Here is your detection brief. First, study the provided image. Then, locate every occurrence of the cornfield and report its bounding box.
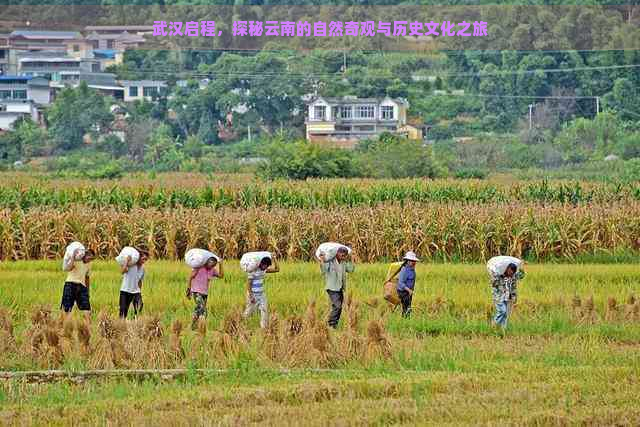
[1,176,640,210]
[2,202,640,262]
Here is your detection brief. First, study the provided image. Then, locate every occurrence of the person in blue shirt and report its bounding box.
[396,251,420,318]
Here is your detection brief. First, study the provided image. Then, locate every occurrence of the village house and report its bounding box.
[0,75,51,105]
[0,99,40,131]
[0,34,9,75]
[84,25,154,36]
[305,96,424,148]
[120,80,168,102]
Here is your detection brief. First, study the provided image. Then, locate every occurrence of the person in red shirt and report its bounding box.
[187,257,224,330]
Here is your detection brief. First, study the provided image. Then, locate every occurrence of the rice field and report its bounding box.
[1,261,640,425]
[2,172,640,425]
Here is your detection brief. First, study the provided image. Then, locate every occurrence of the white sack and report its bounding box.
[62,241,85,271]
[116,246,140,268]
[487,256,523,277]
[240,251,272,273]
[315,242,352,262]
[185,248,220,269]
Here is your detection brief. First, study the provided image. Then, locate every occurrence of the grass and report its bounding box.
[2,261,640,425]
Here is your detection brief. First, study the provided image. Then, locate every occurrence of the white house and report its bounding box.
[120,80,168,102]
[0,100,39,131]
[305,96,422,147]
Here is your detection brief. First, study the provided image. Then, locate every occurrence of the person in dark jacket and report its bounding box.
[396,251,420,318]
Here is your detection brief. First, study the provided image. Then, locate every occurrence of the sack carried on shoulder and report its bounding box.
[383,281,401,306]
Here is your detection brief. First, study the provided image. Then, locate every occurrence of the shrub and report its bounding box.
[454,168,488,179]
[258,140,360,180]
[357,134,446,179]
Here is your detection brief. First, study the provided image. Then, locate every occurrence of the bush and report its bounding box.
[616,133,640,160]
[621,158,640,182]
[44,151,129,179]
[454,168,488,179]
[95,134,127,158]
[358,134,447,179]
[258,140,360,180]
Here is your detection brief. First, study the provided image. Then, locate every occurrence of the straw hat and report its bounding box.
[403,251,420,262]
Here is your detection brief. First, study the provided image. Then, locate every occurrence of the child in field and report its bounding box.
[61,248,96,321]
[119,250,148,319]
[488,259,525,330]
[187,257,224,330]
[243,257,279,329]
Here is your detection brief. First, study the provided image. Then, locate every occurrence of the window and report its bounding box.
[0,50,5,59]
[73,44,80,52]
[340,106,352,119]
[381,106,394,120]
[13,90,27,100]
[355,105,374,119]
[107,40,115,49]
[129,86,138,97]
[335,125,351,132]
[91,63,100,73]
[356,125,374,131]
[143,86,158,97]
[0,90,11,99]
[313,105,326,121]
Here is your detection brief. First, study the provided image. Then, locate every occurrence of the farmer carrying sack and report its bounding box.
[383,261,404,306]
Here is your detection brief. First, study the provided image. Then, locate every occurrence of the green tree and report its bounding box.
[11,117,49,158]
[47,82,113,152]
[258,139,360,180]
[144,123,184,171]
[603,78,640,121]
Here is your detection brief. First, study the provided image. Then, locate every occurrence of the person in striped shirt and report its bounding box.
[490,263,525,330]
[243,256,279,329]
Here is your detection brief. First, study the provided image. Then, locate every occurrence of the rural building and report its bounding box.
[120,80,168,102]
[50,72,125,100]
[8,30,83,52]
[18,50,100,79]
[84,25,154,36]
[0,34,9,74]
[305,96,423,148]
[0,75,51,105]
[85,31,145,51]
[0,100,39,131]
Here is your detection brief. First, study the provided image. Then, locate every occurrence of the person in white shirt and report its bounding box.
[242,256,279,329]
[119,250,148,319]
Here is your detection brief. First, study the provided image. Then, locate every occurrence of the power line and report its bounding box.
[106,62,640,79]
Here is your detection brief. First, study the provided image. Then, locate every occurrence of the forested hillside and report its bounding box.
[0,2,639,180]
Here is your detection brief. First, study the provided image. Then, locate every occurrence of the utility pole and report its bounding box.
[342,51,347,74]
[528,104,533,130]
[596,97,600,115]
[247,125,251,142]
